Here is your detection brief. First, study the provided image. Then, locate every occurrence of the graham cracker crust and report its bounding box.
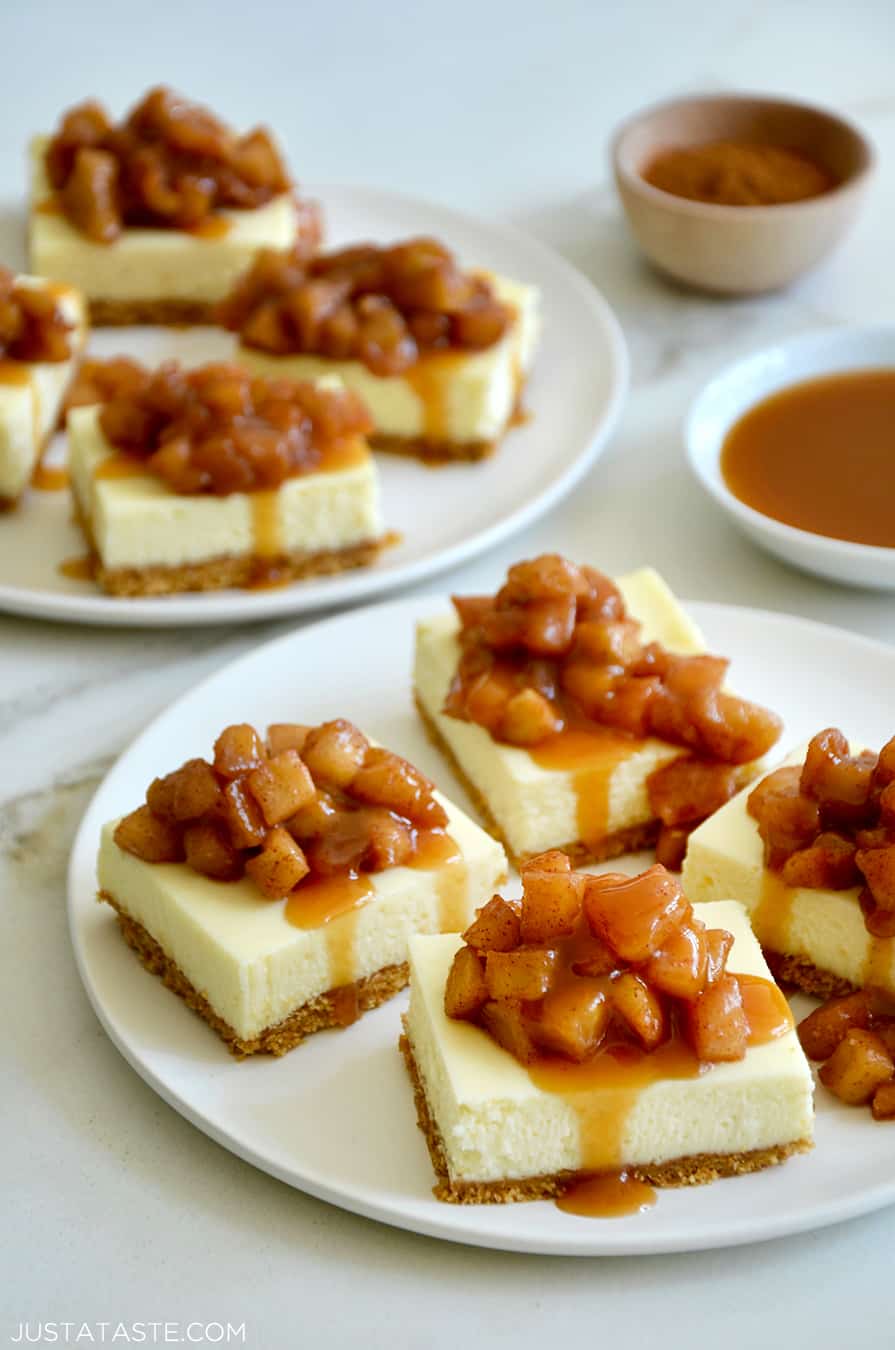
[399,1028,811,1204]
[414,692,660,869]
[89,298,217,327]
[764,950,856,1001]
[371,433,496,464]
[73,499,394,597]
[100,889,408,1059]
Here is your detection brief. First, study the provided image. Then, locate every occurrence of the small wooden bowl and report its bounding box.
[611,93,875,294]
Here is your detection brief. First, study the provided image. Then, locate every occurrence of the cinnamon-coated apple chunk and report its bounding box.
[352,748,448,829]
[526,983,610,1061]
[584,865,686,964]
[797,991,872,1061]
[213,723,266,780]
[245,826,310,898]
[266,722,311,756]
[443,946,488,1020]
[147,757,222,822]
[301,719,368,788]
[183,821,242,881]
[818,1029,894,1105]
[609,972,667,1050]
[480,999,537,1065]
[246,749,315,826]
[871,1080,895,1120]
[644,921,708,999]
[461,895,521,952]
[114,804,184,863]
[484,948,558,1001]
[519,866,585,943]
[220,778,268,849]
[685,974,749,1062]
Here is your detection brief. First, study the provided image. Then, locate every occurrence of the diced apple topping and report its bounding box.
[818,1030,894,1105]
[445,857,782,1073]
[219,237,512,370]
[444,947,488,1020]
[748,728,895,940]
[112,719,453,901]
[798,990,895,1120]
[0,266,75,363]
[462,896,522,952]
[443,555,781,842]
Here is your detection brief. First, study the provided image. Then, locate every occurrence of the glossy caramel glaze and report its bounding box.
[722,371,895,547]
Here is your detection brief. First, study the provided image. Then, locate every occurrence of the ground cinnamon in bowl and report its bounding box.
[643,141,835,206]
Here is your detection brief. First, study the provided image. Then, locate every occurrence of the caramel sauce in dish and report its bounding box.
[722,371,895,548]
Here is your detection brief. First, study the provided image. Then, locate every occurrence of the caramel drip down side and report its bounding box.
[751,869,795,957]
[409,829,468,932]
[864,935,895,991]
[530,729,637,848]
[250,490,282,560]
[406,350,464,445]
[285,874,375,1028]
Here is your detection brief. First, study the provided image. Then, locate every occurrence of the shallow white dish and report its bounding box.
[686,325,895,590]
[68,592,895,1256]
[0,183,627,628]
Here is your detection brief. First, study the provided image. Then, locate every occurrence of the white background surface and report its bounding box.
[3,1,895,1346]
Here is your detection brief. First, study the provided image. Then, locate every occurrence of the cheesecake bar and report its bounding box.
[30,87,320,325]
[0,268,86,506]
[67,360,390,596]
[683,728,895,999]
[414,555,782,867]
[402,859,813,1203]
[99,719,507,1057]
[220,239,539,461]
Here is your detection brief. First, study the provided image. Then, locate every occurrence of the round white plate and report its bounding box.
[68,594,895,1256]
[0,185,627,627]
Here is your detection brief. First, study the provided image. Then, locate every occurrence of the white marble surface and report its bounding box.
[3,0,895,1345]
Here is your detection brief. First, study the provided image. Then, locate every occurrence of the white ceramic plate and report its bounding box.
[0,184,627,627]
[686,325,895,590]
[68,593,895,1256]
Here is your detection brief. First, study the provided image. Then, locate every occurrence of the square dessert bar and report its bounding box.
[683,731,895,999]
[29,88,317,325]
[414,562,780,867]
[402,861,813,1203]
[99,720,507,1057]
[0,272,86,506]
[67,362,389,596]
[222,240,539,461]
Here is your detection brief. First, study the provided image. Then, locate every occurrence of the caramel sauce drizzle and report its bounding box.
[410,828,468,931]
[188,215,232,239]
[58,555,93,580]
[94,452,149,480]
[250,490,282,563]
[282,829,464,1028]
[530,729,638,847]
[751,870,795,957]
[0,361,30,386]
[31,461,69,492]
[557,1170,657,1219]
[405,349,463,444]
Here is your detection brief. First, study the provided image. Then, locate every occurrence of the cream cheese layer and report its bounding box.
[68,402,383,571]
[99,793,507,1041]
[405,901,814,1183]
